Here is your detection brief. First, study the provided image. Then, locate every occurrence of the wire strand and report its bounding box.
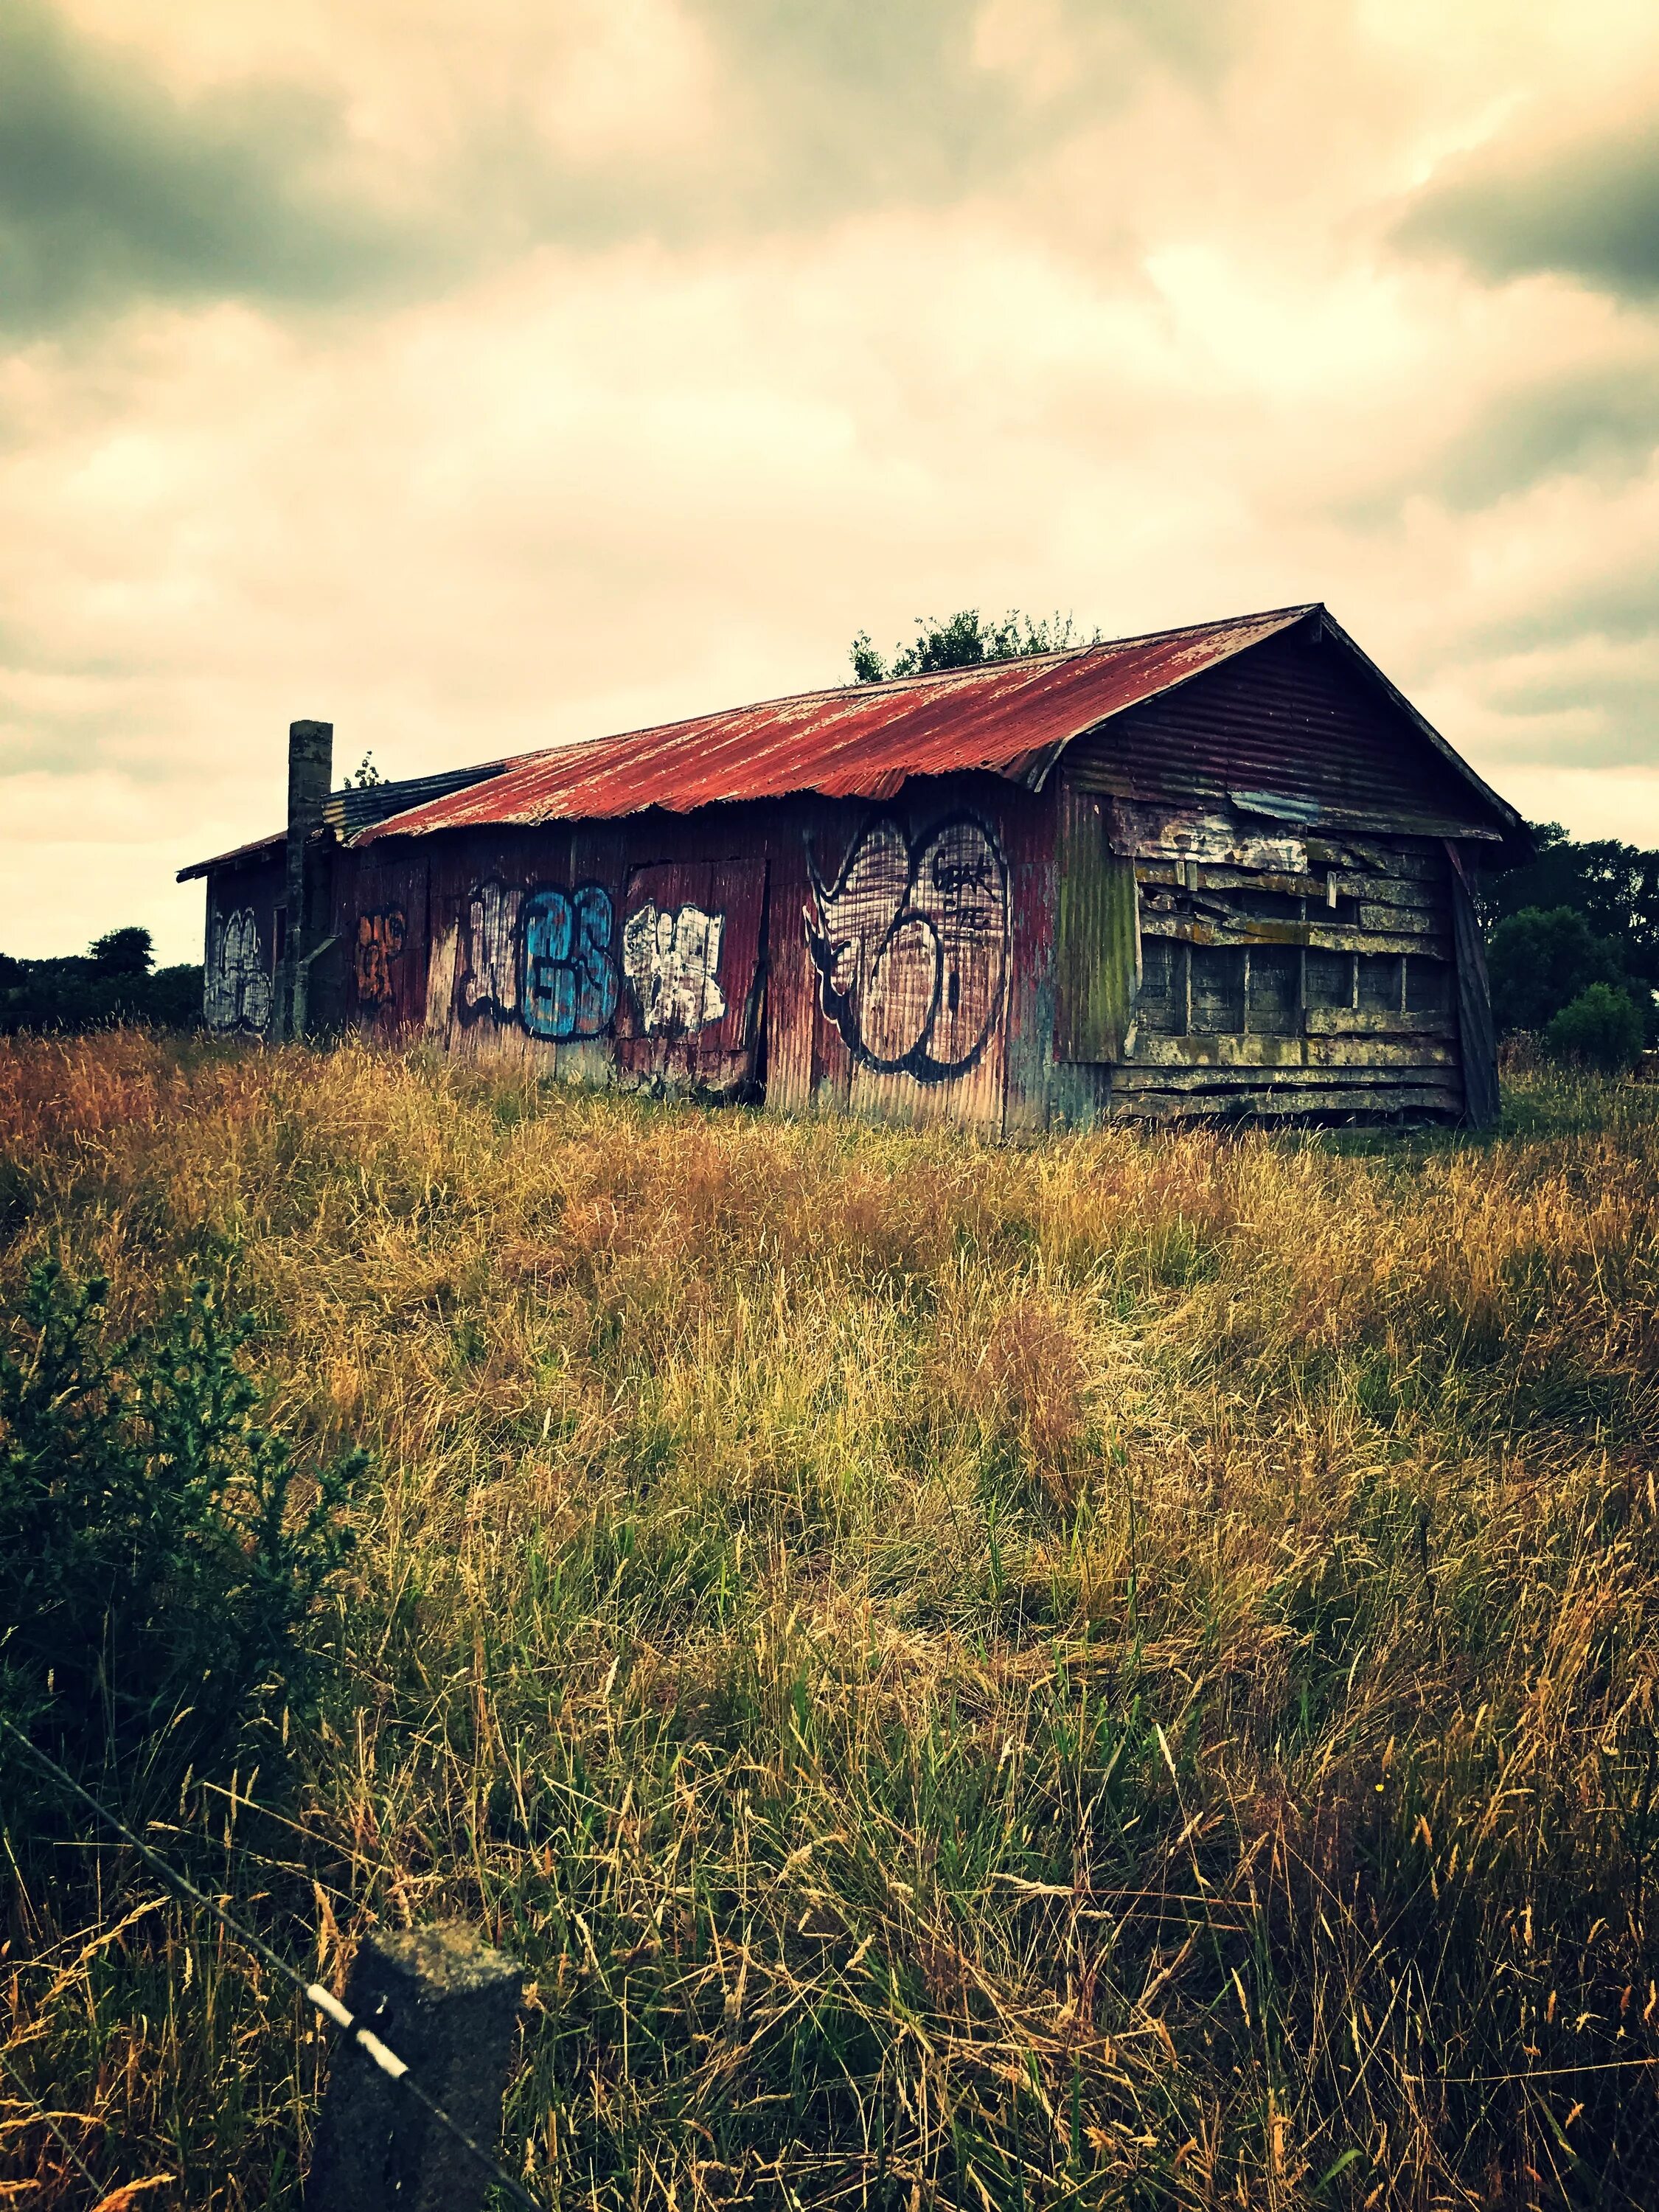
[0,2043,107,2198]
[1,1717,546,2212]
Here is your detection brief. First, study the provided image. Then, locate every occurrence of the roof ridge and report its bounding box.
[448,602,1327,777]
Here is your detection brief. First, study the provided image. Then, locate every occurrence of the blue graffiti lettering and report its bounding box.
[519,883,619,1040]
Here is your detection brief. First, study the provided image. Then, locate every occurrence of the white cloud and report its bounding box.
[5,0,1659,964]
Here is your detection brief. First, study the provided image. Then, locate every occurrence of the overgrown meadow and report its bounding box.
[4,1034,1659,2211]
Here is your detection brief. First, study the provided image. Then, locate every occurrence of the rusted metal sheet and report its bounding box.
[202,857,282,1037]
[355,609,1321,843]
[341,848,430,1040]
[1063,626,1506,840]
[614,857,768,1093]
[178,762,507,883]
[1053,787,1138,1063]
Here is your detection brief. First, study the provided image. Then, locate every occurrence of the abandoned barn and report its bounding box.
[179,604,1525,1129]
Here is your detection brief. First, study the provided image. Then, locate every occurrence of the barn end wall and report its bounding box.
[1046,785,1486,1125]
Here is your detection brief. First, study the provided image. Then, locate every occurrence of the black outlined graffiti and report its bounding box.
[806,813,1009,1082]
[521,885,618,1039]
[459,879,521,1023]
[622,903,726,1035]
[204,908,273,1035]
[355,908,406,1006]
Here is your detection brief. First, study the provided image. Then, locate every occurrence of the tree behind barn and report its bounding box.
[850,609,1096,684]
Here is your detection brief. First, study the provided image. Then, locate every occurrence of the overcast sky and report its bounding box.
[4,0,1658,961]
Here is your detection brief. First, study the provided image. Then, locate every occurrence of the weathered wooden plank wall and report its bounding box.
[1071,791,1470,1121]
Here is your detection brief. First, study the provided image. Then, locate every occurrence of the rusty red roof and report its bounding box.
[356,605,1318,843]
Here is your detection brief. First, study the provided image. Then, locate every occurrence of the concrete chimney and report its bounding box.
[282,718,333,1039]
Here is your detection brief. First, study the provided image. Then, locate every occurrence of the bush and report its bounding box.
[1486,904,1626,1035]
[0,1262,364,1826]
[1544,981,1646,1072]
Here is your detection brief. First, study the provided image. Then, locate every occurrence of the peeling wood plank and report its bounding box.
[1139,915,1448,958]
[1111,1058,1460,1086]
[1135,863,1442,911]
[1125,1033,1309,1068]
[1304,1007,1453,1037]
[1118,1037,1454,1075]
[1307,1037,1455,1069]
[1111,1082,1461,1120]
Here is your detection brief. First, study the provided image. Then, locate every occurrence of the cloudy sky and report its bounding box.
[4,0,1658,961]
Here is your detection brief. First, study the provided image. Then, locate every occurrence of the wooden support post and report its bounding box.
[305,1924,524,2212]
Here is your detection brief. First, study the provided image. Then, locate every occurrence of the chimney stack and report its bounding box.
[282,717,333,1039]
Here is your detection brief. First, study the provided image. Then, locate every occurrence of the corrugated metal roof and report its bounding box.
[356,606,1318,844]
[177,759,509,880]
[182,604,1525,876]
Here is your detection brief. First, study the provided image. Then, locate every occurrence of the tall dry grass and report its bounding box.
[3,1032,1658,2209]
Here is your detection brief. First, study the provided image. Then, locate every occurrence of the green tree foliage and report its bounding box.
[1544,982,1646,1072]
[88,924,155,975]
[0,1263,364,1826]
[0,925,201,1034]
[1484,822,1659,1020]
[851,608,1095,683]
[1486,906,1629,1036]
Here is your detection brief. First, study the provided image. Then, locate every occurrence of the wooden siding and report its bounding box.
[1062,789,1468,1123]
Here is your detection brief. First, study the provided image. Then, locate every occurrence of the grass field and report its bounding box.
[4,1033,1659,2211]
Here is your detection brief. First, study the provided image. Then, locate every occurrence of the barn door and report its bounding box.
[613,858,768,1093]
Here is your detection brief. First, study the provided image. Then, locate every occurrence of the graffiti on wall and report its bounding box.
[806,814,1009,1082]
[355,908,407,1006]
[459,878,619,1039]
[621,902,726,1036]
[459,879,521,1023]
[204,908,273,1035]
[521,885,618,1039]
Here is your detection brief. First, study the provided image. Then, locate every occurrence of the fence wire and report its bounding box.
[1,1715,547,2212]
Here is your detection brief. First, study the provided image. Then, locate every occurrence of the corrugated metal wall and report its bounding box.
[319,779,1045,1130]
[1063,625,1492,838]
[202,857,284,1037]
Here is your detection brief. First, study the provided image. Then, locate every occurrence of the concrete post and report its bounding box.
[282,717,333,1040]
[305,1924,524,2212]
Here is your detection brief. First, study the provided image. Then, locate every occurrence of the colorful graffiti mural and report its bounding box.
[204,908,273,1035]
[521,885,618,1039]
[621,902,726,1035]
[355,908,406,1006]
[806,814,1009,1082]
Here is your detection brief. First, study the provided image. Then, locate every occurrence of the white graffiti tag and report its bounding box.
[459,879,521,1022]
[204,908,273,1034]
[622,903,726,1035]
